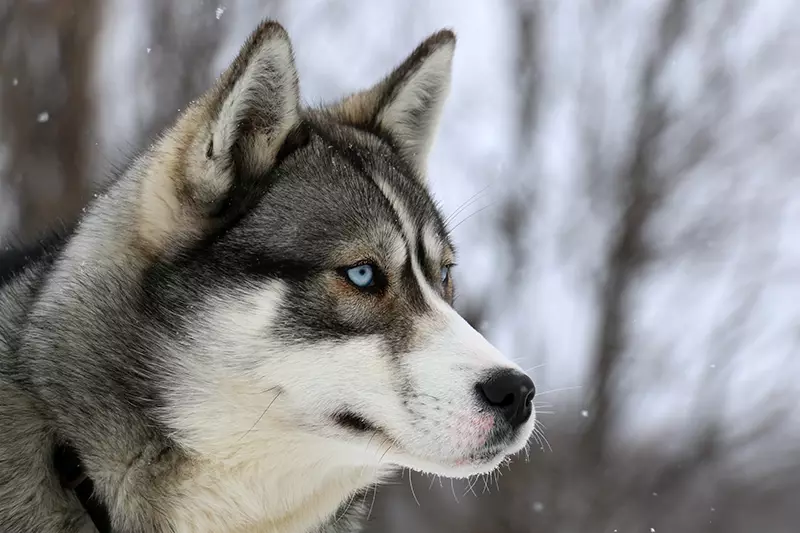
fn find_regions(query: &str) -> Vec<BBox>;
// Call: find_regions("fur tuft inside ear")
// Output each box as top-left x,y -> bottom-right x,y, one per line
329,30 -> 456,181
209,20 -> 300,175
135,20 -> 300,256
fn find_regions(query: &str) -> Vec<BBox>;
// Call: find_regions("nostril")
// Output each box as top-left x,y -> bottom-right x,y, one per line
476,369 -> 536,428
477,383 -> 516,409
524,389 -> 535,407
496,392 -> 516,409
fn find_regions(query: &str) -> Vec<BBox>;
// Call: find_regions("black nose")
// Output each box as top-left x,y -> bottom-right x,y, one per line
476,369 -> 536,428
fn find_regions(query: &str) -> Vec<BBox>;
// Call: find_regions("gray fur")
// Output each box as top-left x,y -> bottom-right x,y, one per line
0,19 -> 534,533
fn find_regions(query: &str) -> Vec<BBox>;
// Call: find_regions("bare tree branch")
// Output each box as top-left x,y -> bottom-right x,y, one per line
582,0 -> 690,465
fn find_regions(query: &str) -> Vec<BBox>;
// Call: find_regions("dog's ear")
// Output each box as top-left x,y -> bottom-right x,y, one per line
329,30 -> 456,182
137,20 -> 300,255
206,20 -> 300,176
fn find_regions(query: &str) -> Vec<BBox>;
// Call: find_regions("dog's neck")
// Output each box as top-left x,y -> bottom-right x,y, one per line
162,457 -> 378,533
138,439 -> 385,533
65,433 -> 384,533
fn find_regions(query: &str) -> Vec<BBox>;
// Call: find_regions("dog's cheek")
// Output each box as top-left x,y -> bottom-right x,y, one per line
259,337 -> 402,421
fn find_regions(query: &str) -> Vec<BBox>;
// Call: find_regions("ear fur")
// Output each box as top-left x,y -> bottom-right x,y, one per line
136,20 -> 300,255
207,20 -> 300,176
328,30 -> 456,181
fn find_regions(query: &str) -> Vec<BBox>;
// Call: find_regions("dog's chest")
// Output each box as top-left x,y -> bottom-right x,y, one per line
163,459 -> 369,533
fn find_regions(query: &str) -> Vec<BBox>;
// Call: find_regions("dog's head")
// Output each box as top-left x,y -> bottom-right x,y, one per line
140,21 -> 535,478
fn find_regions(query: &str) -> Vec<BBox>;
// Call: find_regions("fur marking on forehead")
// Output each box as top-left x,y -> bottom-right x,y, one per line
370,173 -> 418,248
422,224 -> 446,266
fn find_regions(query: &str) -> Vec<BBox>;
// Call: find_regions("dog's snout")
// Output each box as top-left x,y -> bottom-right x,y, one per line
476,369 -> 535,428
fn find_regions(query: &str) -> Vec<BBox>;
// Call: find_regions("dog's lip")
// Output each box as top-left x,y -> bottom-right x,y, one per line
355,423 -> 518,471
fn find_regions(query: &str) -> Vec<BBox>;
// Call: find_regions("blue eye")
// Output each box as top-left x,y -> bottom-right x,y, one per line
346,264 -> 374,288
440,266 -> 451,284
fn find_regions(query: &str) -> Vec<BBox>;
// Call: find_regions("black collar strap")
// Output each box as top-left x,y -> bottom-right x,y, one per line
53,443 -> 113,533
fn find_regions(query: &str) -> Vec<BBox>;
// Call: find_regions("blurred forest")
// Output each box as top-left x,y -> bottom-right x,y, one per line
2,1 -> 800,532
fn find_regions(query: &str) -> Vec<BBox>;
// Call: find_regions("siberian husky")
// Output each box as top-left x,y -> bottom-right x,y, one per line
0,19 -> 536,533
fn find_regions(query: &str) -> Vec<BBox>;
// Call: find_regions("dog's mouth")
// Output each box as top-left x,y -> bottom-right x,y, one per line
329,408 -> 530,475
331,410 -> 379,433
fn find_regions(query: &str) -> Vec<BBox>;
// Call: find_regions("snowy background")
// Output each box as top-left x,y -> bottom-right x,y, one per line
2,0 -> 800,531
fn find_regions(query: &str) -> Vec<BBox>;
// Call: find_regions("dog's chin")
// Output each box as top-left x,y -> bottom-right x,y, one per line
384,434 -> 532,479
405,452 -> 506,478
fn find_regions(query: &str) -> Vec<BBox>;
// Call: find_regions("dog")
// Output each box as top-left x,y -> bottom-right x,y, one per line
0,19 -> 537,533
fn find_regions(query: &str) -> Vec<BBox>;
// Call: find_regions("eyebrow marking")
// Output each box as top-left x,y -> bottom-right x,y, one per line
371,174 -> 416,246
310,121 -> 453,306
370,174 -> 450,313
421,223 -> 445,268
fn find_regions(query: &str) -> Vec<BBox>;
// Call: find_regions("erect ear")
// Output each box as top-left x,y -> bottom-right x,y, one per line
207,19 -> 300,176
328,30 -> 456,181
137,20 -> 300,255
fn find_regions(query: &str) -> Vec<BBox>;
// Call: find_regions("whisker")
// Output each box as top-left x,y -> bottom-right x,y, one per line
377,439 -> 393,464
533,422 -> 553,452
523,363 -> 547,373
449,203 -> 496,232
408,470 -> 421,507
450,478 -> 460,504
360,431 -> 382,478
463,475 -> 479,498
366,482 -> 379,522
444,185 -> 491,226
535,385 -> 582,397
332,485 -> 360,526
531,429 -> 543,449
237,389 -> 282,444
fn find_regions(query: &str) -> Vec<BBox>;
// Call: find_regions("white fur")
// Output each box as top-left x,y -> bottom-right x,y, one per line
129,26 -> 528,533
153,173 -> 535,530
365,177 -> 535,476
159,282 -> 393,532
